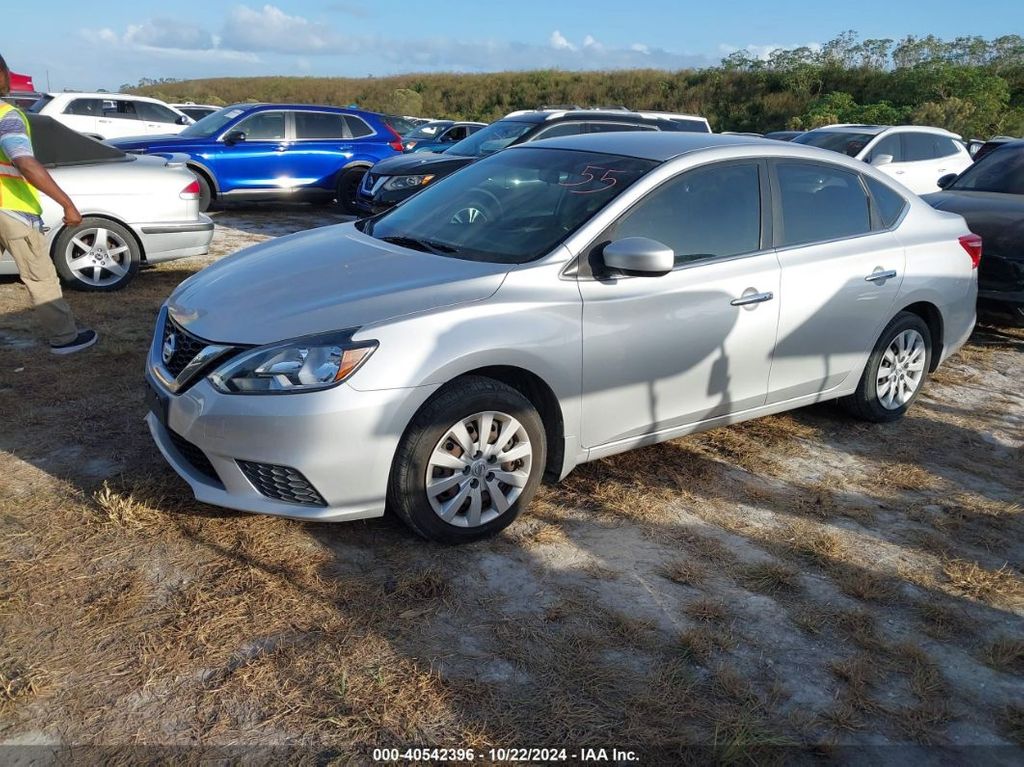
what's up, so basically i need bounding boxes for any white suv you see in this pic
[793,124,972,194]
[27,92,193,141]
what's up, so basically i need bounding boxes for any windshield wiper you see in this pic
[379,236,457,255]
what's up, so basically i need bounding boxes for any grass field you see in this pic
[1,206,1022,760]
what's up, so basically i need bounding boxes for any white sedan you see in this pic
[0,115,213,291]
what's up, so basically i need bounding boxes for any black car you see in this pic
[924,140,1024,322]
[351,108,711,215]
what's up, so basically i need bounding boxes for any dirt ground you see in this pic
[1,206,1022,762]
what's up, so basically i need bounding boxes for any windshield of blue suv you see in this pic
[444,120,535,158]
[179,106,248,138]
[358,147,656,264]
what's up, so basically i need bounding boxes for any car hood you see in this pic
[923,191,1024,260]
[167,223,510,345]
[370,151,474,177]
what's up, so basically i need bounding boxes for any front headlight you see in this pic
[209,332,377,394]
[382,174,435,191]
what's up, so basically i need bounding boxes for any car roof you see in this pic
[501,108,706,125]
[225,102,381,116]
[513,131,768,161]
[810,124,962,138]
[46,91,165,102]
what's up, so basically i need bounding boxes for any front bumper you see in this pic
[144,312,438,522]
[133,215,215,264]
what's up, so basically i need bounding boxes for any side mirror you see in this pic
[176,115,191,125]
[937,173,958,189]
[223,130,246,145]
[602,237,674,277]
[870,153,894,167]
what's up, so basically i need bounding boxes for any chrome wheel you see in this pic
[449,205,488,225]
[64,227,133,288]
[876,329,926,410]
[425,410,533,528]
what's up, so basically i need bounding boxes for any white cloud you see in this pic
[124,20,217,51]
[549,30,575,52]
[630,43,650,55]
[719,41,823,61]
[221,4,345,54]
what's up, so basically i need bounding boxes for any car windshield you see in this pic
[406,121,451,140]
[444,120,535,158]
[792,130,877,157]
[27,95,53,113]
[358,147,656,264]
[950,145,1024,194]
[180,106,247,138]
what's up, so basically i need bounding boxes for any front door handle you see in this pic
[865,269,897,283]
[731,291,774,307]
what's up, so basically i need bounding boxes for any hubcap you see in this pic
[876,329,926,410]
[426,410,532,528]
[449,206,486,225]
[65,227,131,287]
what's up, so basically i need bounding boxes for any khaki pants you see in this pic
[0,213,78,346]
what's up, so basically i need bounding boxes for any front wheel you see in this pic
[388,376,547,543]
[840,312,932,423]
[336,168,367,215]
[53,218,141,292]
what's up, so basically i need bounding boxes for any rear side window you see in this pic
[776,162,871,247]
[295,111,347,139]
[672,118,711,133]
[865,176,908,228]
[343,115,374,138]
[532,122,584,140]
[105,100,140,120]
[64,98,104,116]
[610,162,762,264]
[902,132,960,162]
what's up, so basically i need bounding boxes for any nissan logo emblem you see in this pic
[162,333,178,365]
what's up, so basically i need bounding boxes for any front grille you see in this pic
[167,430,220,483]
[237,461,327,507]
[162,317,210,379]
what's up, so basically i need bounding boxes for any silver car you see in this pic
[0,115,213,291]
[145,132,978,542]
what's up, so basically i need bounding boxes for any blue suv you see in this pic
[110,104,403,212]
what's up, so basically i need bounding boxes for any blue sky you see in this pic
[3,1,1016,91]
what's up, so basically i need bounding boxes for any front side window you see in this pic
[359,148,656,264]
[136,101,180,123]
[608,162,762,265]
[950,146,1024,194]
[869,134,902,163]
[776,162,872,247]
[295,112,347,139]
[234,112,286,140]
[445,120,535,158]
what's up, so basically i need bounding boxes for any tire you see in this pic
[448,190,502,225]
[336,168,367,215]
[193,171,213,212]
[840,312,932,423]
[53,217,141,292]
[388,376,547,543]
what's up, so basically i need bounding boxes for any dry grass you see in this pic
[914,600,971,641]
[736,561,801,597]
[942,558,1024,607]
[0,655,46,715]
[659,559,706,587]
[982,637,1024,675]
[999,706,1024,746]
[686,598,729,624]
[678,626,733,664]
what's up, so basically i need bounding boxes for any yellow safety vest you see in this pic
[0,102,42,215]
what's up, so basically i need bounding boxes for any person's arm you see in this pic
[10,156,82,226]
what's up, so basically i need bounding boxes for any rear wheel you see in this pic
[388,376,546,543]
[840,312,932,422]
[53,218,141,292]
[193,172,213,212]
[336,168,368,215]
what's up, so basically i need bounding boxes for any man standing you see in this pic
[0,54,96,354]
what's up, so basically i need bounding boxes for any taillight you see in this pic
[958,233,982,269]
[180,179,201,200]
[385,124,404,152]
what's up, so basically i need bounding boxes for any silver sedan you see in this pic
[0,115,213,291]
[146,132,977,542]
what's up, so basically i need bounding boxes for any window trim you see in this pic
[767,158,882,251]
[576,158,773,281]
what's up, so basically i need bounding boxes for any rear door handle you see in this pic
[865,269,897,283]
[731,291,774,306]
